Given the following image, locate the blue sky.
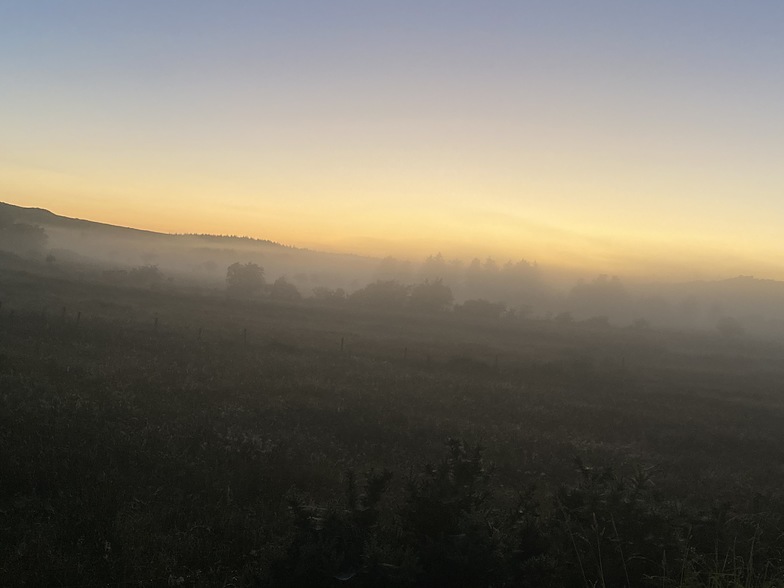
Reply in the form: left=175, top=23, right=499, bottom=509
left=2, top=1, right=783, bottom=278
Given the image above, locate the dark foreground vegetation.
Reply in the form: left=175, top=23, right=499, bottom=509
left=2, top=266, right=784, bottom=587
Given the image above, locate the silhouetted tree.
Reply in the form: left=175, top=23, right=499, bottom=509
left=482, top=257, right=499, bottom=275
left=311, top=287, right=346, bottom=304
left=418, top=253, right=464, bottom=289
left=501, top=259, right=541, bottom=297
left=409, top=279, right=454, bottom=312
left=568, top=275, right=630, bottom=319
left=375, top=256, right=413, bottom=282
left=455, top=299, right=506, bottom=320
left=349, top=280, right=410, bottom=309
left=464, top=258, right=483, bottom=298
left=420, top=252, right=448, bottom=280
left=270, top=276, right=301, bottom=301
left=461, top=256, right=542, bottom=304
left=226, top=262, right=265, bottom=297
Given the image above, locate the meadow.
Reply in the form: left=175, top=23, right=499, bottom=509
left=2, top=265, right=784, bottom=586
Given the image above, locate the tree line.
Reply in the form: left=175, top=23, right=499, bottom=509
left=227, top=261, right=467, bottom=314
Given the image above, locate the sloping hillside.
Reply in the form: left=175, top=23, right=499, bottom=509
left=0, top=201, right=378, bottom=291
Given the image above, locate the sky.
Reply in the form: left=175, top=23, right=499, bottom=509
left=1, top=1, right=783, bottom=280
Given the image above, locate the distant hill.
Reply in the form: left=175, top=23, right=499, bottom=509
left=1, top=201, right=155, bottom=235
left=648, top=275, right=784, bottom=326
left=4, top=200, right=784, bottom=335
left=0, top=201, right=286, bottom=247
left=0, top=201, right=379, bottom=291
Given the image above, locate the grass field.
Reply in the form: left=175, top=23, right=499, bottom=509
left=2, top=264, right=784, bottom=586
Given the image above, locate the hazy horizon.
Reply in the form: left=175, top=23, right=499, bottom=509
left=4, top=199, right=781, bottom=294
left=3, top=2, right=783, bottom=281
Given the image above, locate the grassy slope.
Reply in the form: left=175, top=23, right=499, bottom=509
left=2, top=265, right=784, bottom=585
